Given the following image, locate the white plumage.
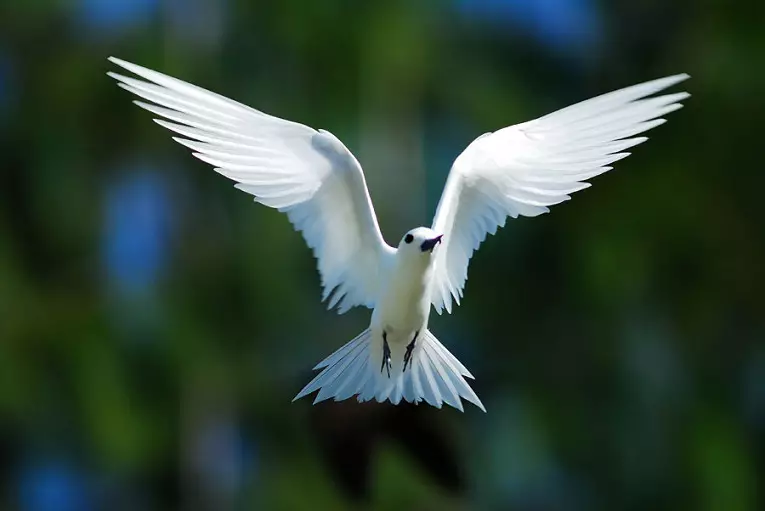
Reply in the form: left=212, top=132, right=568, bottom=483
left=430, top=75, right=689, bottom=314
left=108, top=57, right=689, bottom=412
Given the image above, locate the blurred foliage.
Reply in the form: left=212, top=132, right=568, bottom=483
left=0, top=0, right=763, bottom=510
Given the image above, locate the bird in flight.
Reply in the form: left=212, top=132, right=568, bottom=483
left=108, top=57, right=689, bottom=412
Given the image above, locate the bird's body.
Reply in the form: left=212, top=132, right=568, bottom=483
left=374, top=231, right=436, bottom=341
left=108, top=57, right=689, bottom=412
left=370, top=230, right=438, bottom=379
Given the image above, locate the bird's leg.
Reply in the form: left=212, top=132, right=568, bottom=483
left=403, top=330, right=419, bottom=373
left=381, top=331, right=391, bottom=378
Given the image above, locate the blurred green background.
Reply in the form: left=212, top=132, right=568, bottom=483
left=1, top=0, right=763, bottom=510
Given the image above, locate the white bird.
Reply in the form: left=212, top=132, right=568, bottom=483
left=107, top=57, right=689, bottom=412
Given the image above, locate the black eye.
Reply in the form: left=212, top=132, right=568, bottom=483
left=404, top=234, right=414, bottom=244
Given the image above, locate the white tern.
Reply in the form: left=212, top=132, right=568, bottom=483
left=108, top=57, right=689, bottom=412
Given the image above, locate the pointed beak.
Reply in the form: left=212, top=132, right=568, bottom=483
left=420, top=234, right=444, bottom=253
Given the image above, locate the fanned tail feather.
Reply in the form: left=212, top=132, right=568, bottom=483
left=293, top=329, right=485, bottom=412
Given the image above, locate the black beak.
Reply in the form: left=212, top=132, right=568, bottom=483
left=420, top=234, right=443, bottom=253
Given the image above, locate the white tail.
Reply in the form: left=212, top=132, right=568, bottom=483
left=293, top=329, right=486, bottom=412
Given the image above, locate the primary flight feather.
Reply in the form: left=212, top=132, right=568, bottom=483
left=108, top=57, right=689, bottom=412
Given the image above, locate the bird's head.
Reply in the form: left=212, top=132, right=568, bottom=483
left=397, top=227, right=443, bottom=260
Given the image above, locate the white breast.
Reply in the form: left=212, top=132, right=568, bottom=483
left=372, top=254, right=433, bottom=341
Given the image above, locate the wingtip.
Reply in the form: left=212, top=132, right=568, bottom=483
left=664, top=72, right=690, bottom=85
left=665, top=74, right=691, bottom=92
left=632, top=73, right=690, bottom=96
left=292, top=388, right=311, bottom=402
left=107, top=56, right=153, bottom=79
left=106, top=71, right=133, bottom=84
left=107, top=56, right=127, bottom=67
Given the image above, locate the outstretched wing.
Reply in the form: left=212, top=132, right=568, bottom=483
left=430, top=74, right=690, bottom=313
left=108, top=57, right=393, bottom=313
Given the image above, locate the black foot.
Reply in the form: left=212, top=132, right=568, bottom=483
left=403, top=330, right=419, bottom=372
left=381, top=331, right=391, bottom=378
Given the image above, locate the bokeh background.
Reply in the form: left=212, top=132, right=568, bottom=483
left=1, top=0, right=763, bottom=510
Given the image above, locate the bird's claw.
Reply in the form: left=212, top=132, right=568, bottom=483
left=381, top=332, right=391, bottom=378
left=403, top=330, right=418, bottom=372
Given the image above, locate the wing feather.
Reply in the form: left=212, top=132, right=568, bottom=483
left=431, top=74, right=690, bottom=313
left=109, top=57, right=393, bottom=312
